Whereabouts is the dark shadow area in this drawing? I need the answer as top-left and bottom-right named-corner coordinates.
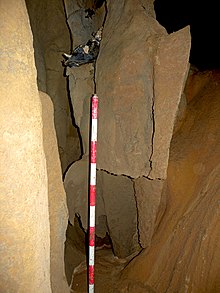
top-left (154, 0), bottom-right (220, 70)
top-left (62, 76), bottom-right (84, 180)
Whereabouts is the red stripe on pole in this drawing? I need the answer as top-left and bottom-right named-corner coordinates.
top-left (92, 95), bottom-right (98, 119)
top-left (89, 226), bottom-right (95, 246)
top-left (89, 94), bottom-right (98, 292)
top-left (90, 185), bottom-right (96, 206)
top-left (90, 141), bottom-right (97, 163)
top-left (89, 265), bottom-right (95, 284)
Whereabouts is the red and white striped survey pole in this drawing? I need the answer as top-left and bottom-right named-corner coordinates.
top-left (88, 94), bottom-right (98, 293)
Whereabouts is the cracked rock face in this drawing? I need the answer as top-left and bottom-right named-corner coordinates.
top-left (96, 2), bottom-right (190, 179)
top-left (149, 27), bottom-right (191, 180)
top-left (64, 0), bottom-right (191, 258)
top-left (96, 0), bottom-right (165, 178)
top-left (64, 156), bottom-right (140, 258)
top-left (119, 69), bottom-right (220, 292)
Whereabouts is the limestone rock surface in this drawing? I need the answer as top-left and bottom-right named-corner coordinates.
top-left (95, 1), bottom-right (191, 180)
top-left (64, 0), bottom-right (105, 155)
top-left (64, 0), bottom-right (191, 261)
top-left (0, 1), bottom-right (51, 292)
top-left (64, 156), bottom-right (139, 258)
top-left (96, 0), bottom-right (166, 178)
top-left (26, 0), bottom-right (81, 172)
top-left (119, 70), bottom-right (220, 292)
top-left (99, 171), bottom-right (140, 258)
top-left (40, 91), bottom-right (70, 293)
top-left (64, 156), bottom-right (107, 237)
top-left (134, 177), bottom-right (165, 248)
top-left (149, 27), bottom-right (191, 179)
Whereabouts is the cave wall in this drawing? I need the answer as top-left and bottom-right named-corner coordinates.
top-left (0, 1), bottom-right (51, 292)
top-left (64, 0), bottom-right (190, 258)
top-left (0, 1), bottom-right (69, 292)
top-left (119, 68), bottom-right (220, 293)
top-left (40, 91), bottom-right (69, 293)
top-left (25, 0), bottom-right (81, 173)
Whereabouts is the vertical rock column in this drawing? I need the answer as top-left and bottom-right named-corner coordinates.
top-left (40, 92), bottom-right (70, 293)
top-left (96, 0), bottom-right (191, 250)
top-left (0, 1), bottom-right (51, 293)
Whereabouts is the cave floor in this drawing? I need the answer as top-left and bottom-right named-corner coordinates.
top-left (70, 248), bottom-right (129, 293)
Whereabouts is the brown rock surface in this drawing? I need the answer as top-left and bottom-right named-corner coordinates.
top-left (64, 0), bottom-right (191, 262)
top-left (134, 177), bottom-right (165, 248)
top-left (26, 0), bottom-right (81, 172)
top-left (67, 65), bottom-right (95, 155)
top-left (64, 157), bottom-right (139, 258)
top-left (40, 92), bottom-right (70, 293)
top-left (0, 1), bottom-right (51, 292)
top-left (149, 27), bottom-right (191, 180)
top-left (99, 171), bottom-right (140, 258)
top-left (64, 156), bottom-right (107, 237)
top-left (64, 221), bottom-right (86, 285)
top-left (119, 70), bottom-right (220, 292)
top-left (95, 1), bottom-right (190, 180)
top-left (96, 0), bottom-right (166, 178)
top-left (64, 0), bottom-right (105, 155)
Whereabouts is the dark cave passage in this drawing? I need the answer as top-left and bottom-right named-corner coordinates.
top-left (154, 0), bottom-right (220, 70)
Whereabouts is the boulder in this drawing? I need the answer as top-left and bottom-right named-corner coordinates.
top-left (99, 171), bottom-right (140, 258)
top-left (64, 157), bottom-right (140, 258)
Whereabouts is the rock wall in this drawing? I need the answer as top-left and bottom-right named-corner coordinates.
top-left (0, 2), bottom-right (70, 292)
top-left (64, 0), bottom-right (190, 258)
top-left (64, 0), bottom-right (105, 155)
top-left (0, 1), bottom-right (51, 292)
top-left (119, 69), bottom-right (220, 292)
top-left (25, 0), bottom-right (81, 173)
top-left (40, 92), bottom-right (69, 293)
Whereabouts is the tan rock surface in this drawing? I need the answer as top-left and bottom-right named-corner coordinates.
top-left (94, 2), bottom-right (191, 180)
top-left (149, 27), bottom-right (191, 179)
top-left (0, 1), bottom-right (51, 292)
top-left (119, 70), bottom-right (220, 292)
top-left (64, 221), bottom-right (86, 285)
top-left (40, 92), bottom-right (70, 293)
